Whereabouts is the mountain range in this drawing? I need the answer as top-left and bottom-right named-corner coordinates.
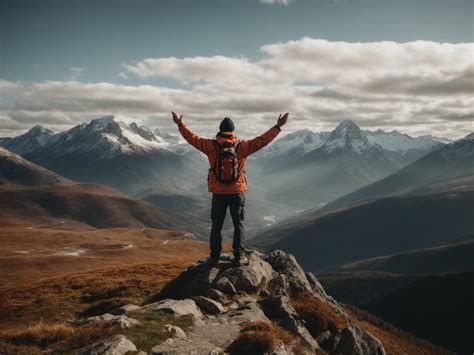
top-left (0, 116), bottom-right (457, 231)
top-left (251, 132), bottom-right (474, 272)
top-left (0, 147), bottom-right (206, 235)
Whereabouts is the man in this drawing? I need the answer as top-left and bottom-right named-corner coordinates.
top-left (172, 111), bottom-right (289, 265)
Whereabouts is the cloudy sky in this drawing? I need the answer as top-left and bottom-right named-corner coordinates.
top-left (0, 0), bottom-right (473, 139)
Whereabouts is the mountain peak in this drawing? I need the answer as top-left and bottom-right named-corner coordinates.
top-left (89, 115), bottom-right (117, 130)
top-left (336, 119), bottom-right (360, 131)
top-left (135, 249), bottom-right (385, 355)
top-left (323, 119), bottom-right (369, 154)
top-left (28, 125), bottom-right (54, 136)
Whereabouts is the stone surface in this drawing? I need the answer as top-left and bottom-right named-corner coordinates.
top-left (79, 334), bottom-right (137, 355)
top-left (279, 316), bottom-right (320, 352)
top-left (263, 250), bottom-right (313, 293)
top-left (144, 298), bottom-right (203, 319)
top-left (193, 295), bottom-right (225, 315)
top-left (335, 326), bottom-right (386, 355)
top-left (109, 304), bottom-right (140, 315)
top-left (220, 252), bottom-right (274, 293)
top-left (164, 324), bottom-right (187, 339)
top-left (134, 250), bottom-right (385, 354)
top-left (206, 288), bottom-right (228, 304)
top-left (214, 276), bottom-right (237, 295)
top-left (260, 294), bottom-right (297, 319)
top-left (87, 313), bottom-right (139, 329)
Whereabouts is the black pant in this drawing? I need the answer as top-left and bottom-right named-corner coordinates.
top-left (210, 192), bottom-right (245, 258)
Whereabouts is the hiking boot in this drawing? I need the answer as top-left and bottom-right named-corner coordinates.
top-left (233, 255), bottom-right (249, 266)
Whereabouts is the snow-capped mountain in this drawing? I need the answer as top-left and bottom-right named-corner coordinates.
top-left (43, 116), bottom-right (171, 157)
top-left (320, 130), bottom-right (474, 213)
top-left (256, 120), bottom-right (398, 210)
top-left (23, 116), bottom-right (204, 194)
top-left (322, 119), bottom-right (377, 155)
top-left (0, 125), bottom-right (54, 156)
top-left (365, 129), bottom-right (447, 153)
top-left (256, 129), bottom-right (330, 159)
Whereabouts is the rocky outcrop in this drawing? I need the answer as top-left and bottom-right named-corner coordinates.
top-left (143, 298), bottom-right (203, 319)
top-left (79, 250), bottom-right (386, 354)
top-left (79, 334), bottom-right (137, 355)
top-left (87, 313), bottom-right (140, 329)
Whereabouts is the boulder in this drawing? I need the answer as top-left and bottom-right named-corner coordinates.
top-left (150, 338), bottom-right (178, 355)
top-left (279, 316), bottom-right (320, 352)
top-left (263, 250), bottom-right (313, 293)
top-left (220, 253), bottom-right (274, 293)
top-left (109, 304), bottom-right (140, 315)
top-left (335, 326), bottom-right (386, 355)
top-left (214, 276), bottom-right (237, 295)
top-left (206, 288), bottom-right (228, 304)
top-left (164, 324), bottom-right (187, 339)
top-left (192, 295), bottom-right (225, 315)
top-left (87, 313), bottom-right (139, 329)
top-left (79, 334), bottom-right (137, 355)
top-left (259, 295), bottom-right (297, 319)
top-left (144, 299), bottom-right (203, 319)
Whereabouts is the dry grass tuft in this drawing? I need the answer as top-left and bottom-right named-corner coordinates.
top-left (227, 320), bottom-right (302, 354)
top-left (291, 291), bottom-right (347, 337)
top-left (1, 320), bottom-right (75, 348)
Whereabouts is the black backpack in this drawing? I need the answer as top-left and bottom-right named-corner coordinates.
top-left (212, 140), bottom-right (241, 182)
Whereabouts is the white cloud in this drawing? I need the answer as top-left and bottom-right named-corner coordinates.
top-left (1, 38), bottom-right (473, 139)
top-left (259, 0), bottom-right (293, 5)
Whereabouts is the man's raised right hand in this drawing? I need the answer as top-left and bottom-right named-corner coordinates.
top-left (171, 111), bottom-right (183, 125)
top-left (277, 113), bottom-right (289, 128)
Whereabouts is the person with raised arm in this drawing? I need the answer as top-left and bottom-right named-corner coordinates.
top-left (172, 112), bottom-right (289, 265)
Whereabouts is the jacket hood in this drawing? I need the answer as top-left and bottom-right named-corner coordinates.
top-left (216, 131), bottom-right (238, 146)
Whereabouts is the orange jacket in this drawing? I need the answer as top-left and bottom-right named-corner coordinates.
top-left (178, 123), bottom-right (281, 194)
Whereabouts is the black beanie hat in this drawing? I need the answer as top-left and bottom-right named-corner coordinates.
top-left (219, 117), bottom-right (235, 132)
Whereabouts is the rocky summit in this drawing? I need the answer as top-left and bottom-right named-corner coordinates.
top-left (80, 250), bottom-right (386, 354)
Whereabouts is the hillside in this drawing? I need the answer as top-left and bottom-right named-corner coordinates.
top-left (0, 250), bottom-right (451, 354)
top-left (0, 147), bottom-right (206, 235)
top-left (340, 238), bottom-right (474, 275)
top-left (366, 271), bottom-right (474, 354)
top-left (318, 271), bottom-right (418, 307)
top-left (253, 177), bottom-right (474, 272)
top-left (322, 132), bottom-right (474, 213)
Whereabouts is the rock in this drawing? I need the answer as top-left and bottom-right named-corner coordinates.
top-left (263, 250), bottom-right (313, 293)
top-left (87, 313), bottom-right (139, 329)
top-left (259, 295), bottom-right (297, 319)
top-left (109, 304), bottom-right (140, 315)
top-left (335, 326), bottom-right (386, 355)
top-left (227, 300), bottom-right (270, 324)
top-left (150, 338), bottom-right (178, 355)
top-left (316, 330), bottom-right (332, 348)
top-left (193, 295), bottom-right (225, 315)
top-left (144, 299), bottom-right (203, 319)
top-left (267, 274), bottom-right (289, 295)
top-left (143, 250), bottom-right (386, 354)
top-left (79, 334), bottom-right (137, 355)
top-left (214, 276), bottom-right (237, 295)
top-left (279, 316), bottom-right (320, 352)
top-left (206, 288), bottom-right (228, 304)
top-left (164, 324), bottom-right (187, 339)
top-left (220, 253), bottom-right (274, 293)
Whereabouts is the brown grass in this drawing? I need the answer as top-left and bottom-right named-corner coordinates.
top-left (345, 305), bottom-right (453, 355)
top-left (291, 291), bottom-right (347, 336)
top-left (227, 320), bottom-right (303, 354)
top-left (0, 320), bottom-right (120, 354)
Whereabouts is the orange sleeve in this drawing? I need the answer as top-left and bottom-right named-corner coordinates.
top-left (178, 123), bottom-right (213, 154)
top-left (240, 126), bottom-right (281, 157)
